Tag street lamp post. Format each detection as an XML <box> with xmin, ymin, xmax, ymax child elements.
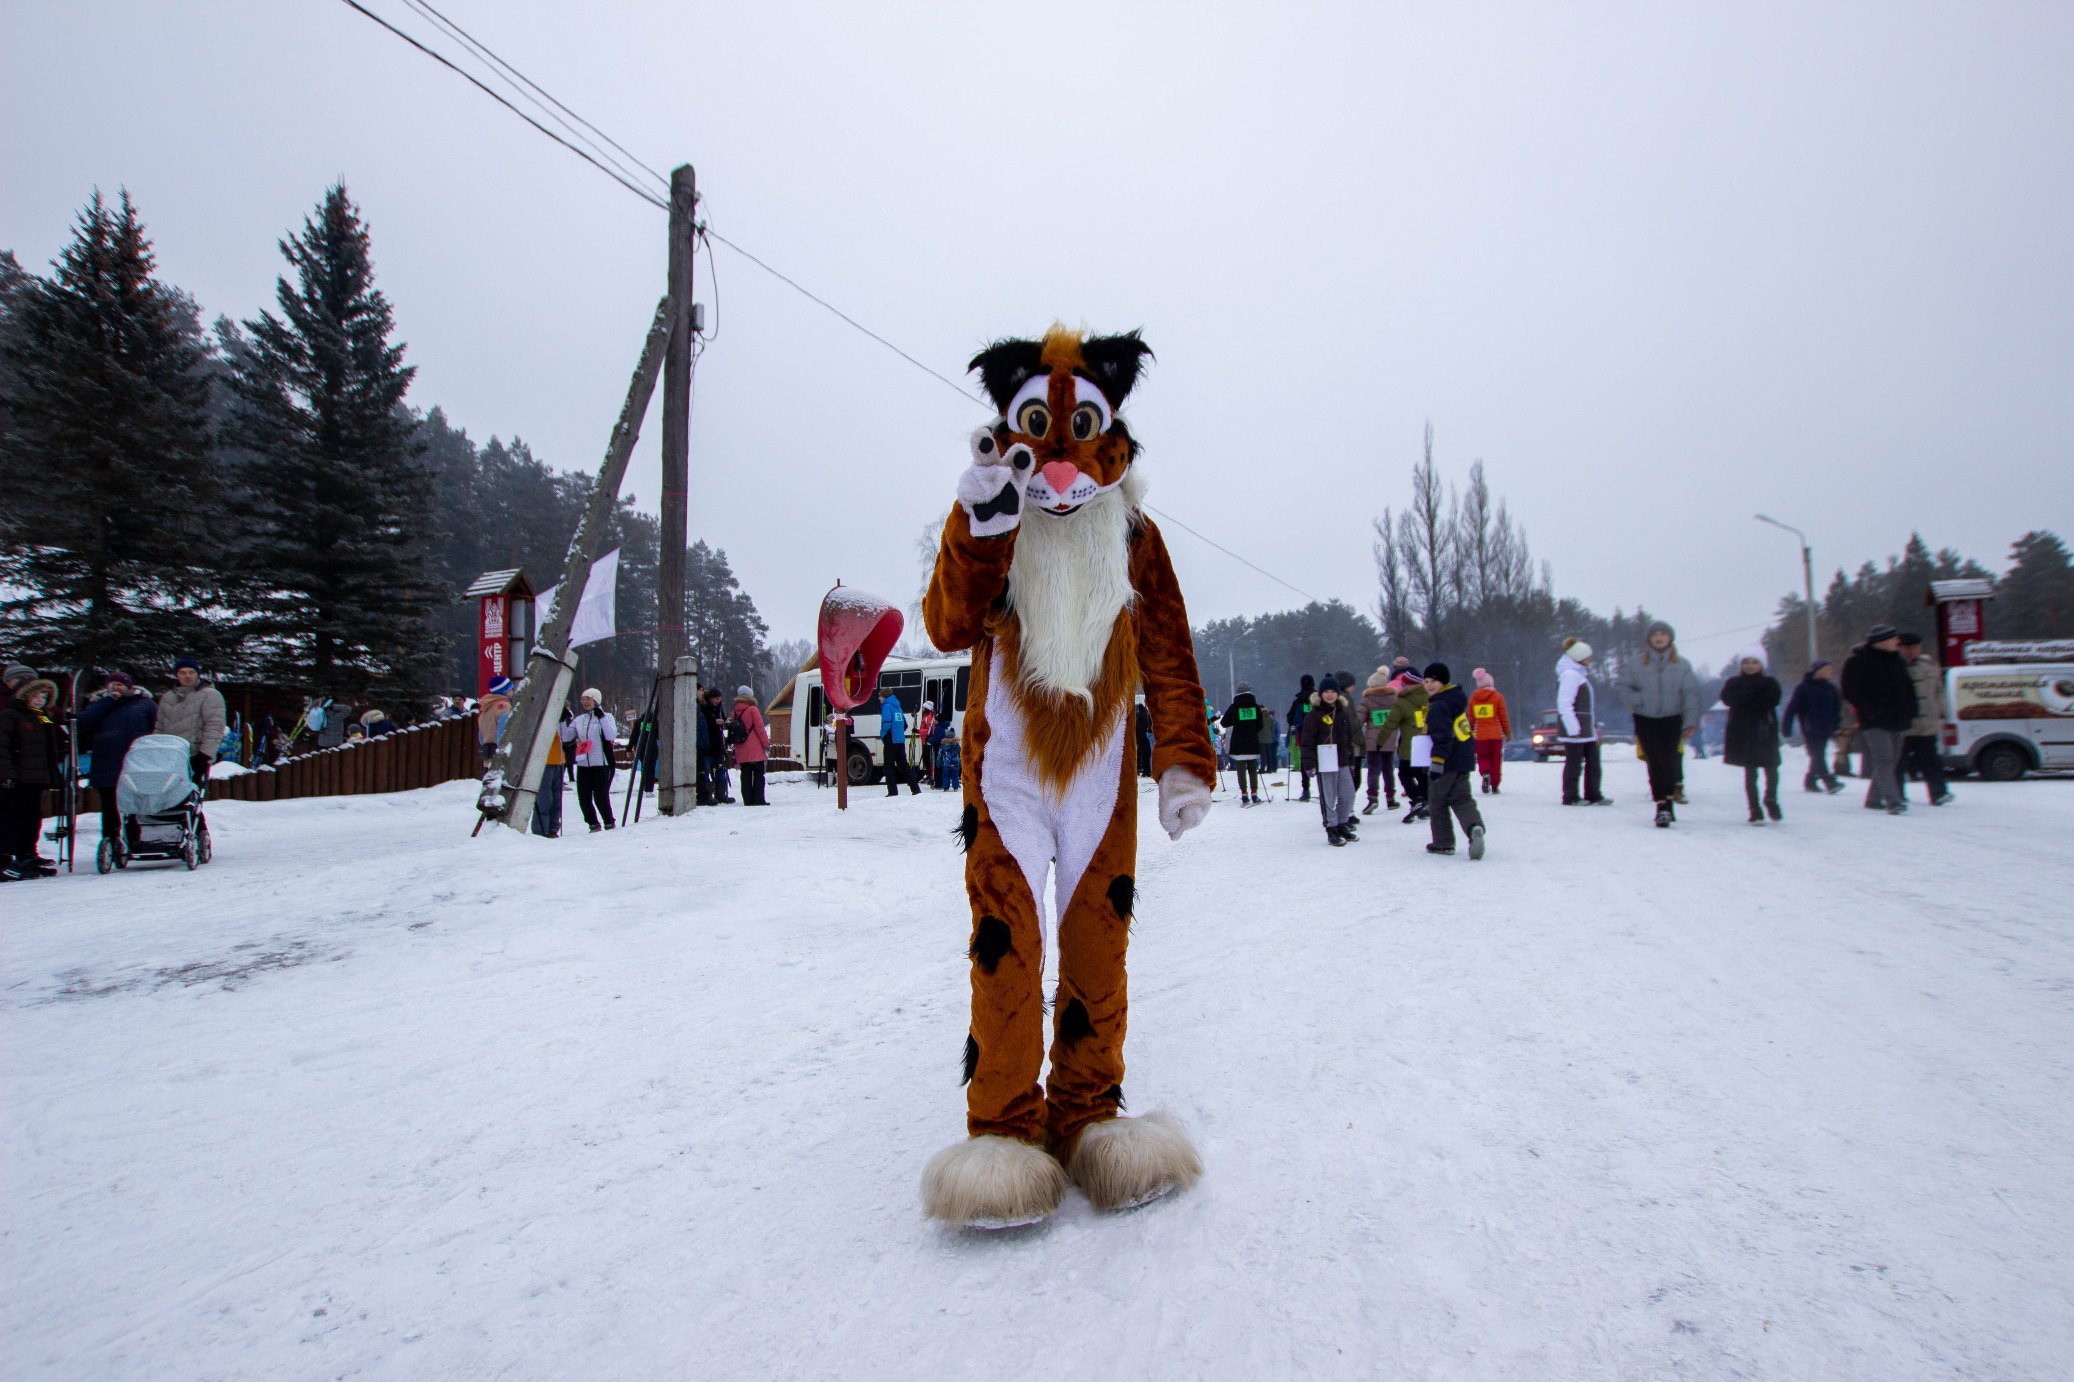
<box><xmin>1755</xmin><ymin>514</ymin><xmax>1818</xmax><ymax>670</ymax></box>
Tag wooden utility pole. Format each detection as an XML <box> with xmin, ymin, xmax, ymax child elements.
<box><xmin>656</xmin><ymin>164</ymin><xmax>699</xmax><ymax>815</ymax></box>
<box><xmin>494</xmin><ymin>299</ymin><xmax>674</xmax><ymax>832</ymax></box>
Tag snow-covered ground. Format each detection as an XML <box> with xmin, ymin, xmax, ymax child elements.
<box><xmin>5</xmin><ymin>756</ymin><xmax>2073</xmax><ymax>1380</ymax></box>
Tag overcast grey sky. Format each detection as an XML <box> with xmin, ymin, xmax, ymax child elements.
<box><xmin>7</xmin><ymin>1</ymin><xmax>2070</xmax><ymax>662</ymax></box>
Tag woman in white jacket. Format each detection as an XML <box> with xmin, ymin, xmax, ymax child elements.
<box><xmin>560</xmin><ymin>688</ymin><xmax>619</xmax><ymax>832</ymax></box>
<box><xmin>1556</xmin><ymin>639</ymin><xmax>1611</xmax><ymax>806</ymax></box>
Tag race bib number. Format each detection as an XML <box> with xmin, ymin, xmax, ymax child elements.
<box><xmin>1413</xmin><ymin>709</ymin><xmax>1427</xmax><ymax>731</ymax></box>
<box><xmin>1237</xmin><ymin>707</ymin><xmax>1257</xmax><ymax>721</ymax></box>
<box><xmin>1410</xmin><ymin>734</ymin><xmax>1434</xmax><ymax>768</ymax></box>
<box><xmin>1473</xmin><ymin>703</ymin><xmax>1495</xmax><ymax>719</ymax></box>
<box><xmin>1314</xmin><ymin>743</ymin><xmax>1340</xmax><ymax>774</ymax></box>
<box><xmin>1371</xmin><ymin>709</ymin><xmax>1387</xmax><ymax>725</ymax></box>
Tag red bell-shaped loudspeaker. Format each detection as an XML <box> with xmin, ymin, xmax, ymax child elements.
<box><xmin>816</xmin><ymin>585</ymin><xmax>905</xmax><ymax>711</ymax></box>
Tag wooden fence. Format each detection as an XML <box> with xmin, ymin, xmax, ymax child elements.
<box><xmin>50</xmin><ymin>718</ymin><xmax>484</xmax><ymax>815</ymax></box>
<box><xmin>203</xmin><ymin>716</ymin><xmax>480</xmax><ymax>803</ymax></box>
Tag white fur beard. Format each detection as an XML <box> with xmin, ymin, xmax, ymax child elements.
<box><xmin>1004</xmin><ymin>468</ymin><xmax>1145</xmax><ymax>705</ymax></box>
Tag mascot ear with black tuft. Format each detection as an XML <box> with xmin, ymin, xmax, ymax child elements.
<box><xmin>968</xmin><ymin>338</ymin><xmax>1046</xmax><ymax>413</ymax></box>
<box><xmin>1076</xmin><ymin>331</ymin><xmax>1154</xmax><ymax>410</ymax></box>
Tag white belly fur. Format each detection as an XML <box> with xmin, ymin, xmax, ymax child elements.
<box><xmin>982</xmin><ymin>647</ymin><xmax>1127</xmax><ymax>969</ymax></box>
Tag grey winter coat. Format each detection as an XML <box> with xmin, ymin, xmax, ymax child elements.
<box><xmin>1905</xmin><ymin>654</ymin><xmax>1946</xmax><ymax>738</ymax></box>
<box><xmin>1621</xmin><ymin>633</ymin><xmax>1703</xmax><ymax>723</ymax></box>
<box><xmin>157</xmin><ymin>680</ymin><xmax>227</xmax><ymax>760</ymax></box>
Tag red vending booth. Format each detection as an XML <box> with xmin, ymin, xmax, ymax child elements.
<box><xmin>1926</xmin><ymin>578</ymin><xmax>1993</xmax><ymax>667</ymax></box>
<box><xmin>464</xmin><ymin>568</ymin><xmax>538</xmax><ymax>695</ymax></box>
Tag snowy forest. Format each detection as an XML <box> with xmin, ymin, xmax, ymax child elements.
<box><xmin>0</xmin><ymin>186</ymin><xmax>774</xmax><ymax>715</ymax></box>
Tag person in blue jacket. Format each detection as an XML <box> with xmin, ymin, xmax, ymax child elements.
<box><xmin>879</xmin><ymin>689</ymin><xmax>919</xmax><ymax>796</ymax></box>
<box><xmin>76</xmin><ymin>671</ymin><xmax>159</xmax><ymax>857</ymax></box>
<box><xmin>1781</xmin><ymin>659</ymin><xmax>1846</xmax><ymax>794</ymax></box>
<box><xmin>1420</xmin><ymin>662</ymin><xmax>1487</xmax><ymax>860</ymax></box>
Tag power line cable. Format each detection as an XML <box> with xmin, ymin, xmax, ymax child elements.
<box><xmin>395</xmin><ymin>0</ymin><xmax>669</xmax><ymax>192</ymax></box>
<box><xmin>332</xmin><ymin>0</ymin><xmax>666</xmax><ymax>209</ymax></box>
<box><xmin>334</xmin><ymin>0</ymin><xmax>1319</xmax><ymax>604</ymax></box>
<box><xmin>700</xmin><ymin>229</ymin><xmax>982</xmax><ymax>403</ymax></box>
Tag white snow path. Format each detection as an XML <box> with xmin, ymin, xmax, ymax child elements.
<box><xmin>4</xmin><ymin>758</ymin><xmax>2072</xmax><ymax>1380</ymax></box>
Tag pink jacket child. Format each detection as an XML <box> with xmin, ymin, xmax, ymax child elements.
<box><xmin>730</xmin><ymin>693</ymin><xmax>770</xmax><ymax>763</ymax></box>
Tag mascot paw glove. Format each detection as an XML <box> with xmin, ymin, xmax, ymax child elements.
<box><xmin>957</xmin><ymin>427</ymin><xmax>1026</xmax><ymax>539</ymax></box>
<box><xmin>1157</xmin><ymin>766</ymin><xmax>1212</xmax><ymax>841</ymax></box>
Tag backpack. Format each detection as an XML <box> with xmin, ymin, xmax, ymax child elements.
<box><xmin>728</xmin><ymin>712</ymin><xmax>749</xmax><ymax>746</ymax></box>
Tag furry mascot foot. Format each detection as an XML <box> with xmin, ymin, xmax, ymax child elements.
<box><xmin>1066</xmin><ymin>1112</ymin><xmax>1204</xmax><ymax>1212</ymax></box>
<box><xmin>922</xmin><ymin>1135</ymin><xmax>1068</xmax><ymax>1228</ymax></box>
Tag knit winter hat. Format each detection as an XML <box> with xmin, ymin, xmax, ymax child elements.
<box><xmin>1562</xmin><ymin>638</ymin><xmax>1592</xmax><ymax>662</ymax></box>
<box><xmin>583</xmin><ymin>687</ymin><xmax>604</xmax><ymax>704</ymax></box>
<box><xmin>1737</xmin><ymin>643</ymin><xmax>1768</xmax><ymax>670</ymax></box>
<box><xmin>1645</xmin><ymin>619</ymin><xmax>1676</xmax><ymax>642</ymax></box>
<box><xmin>487</xmin><ymin>675</ymin><xmax>516</xmax><ymax>696</ymax></box>
<box><xmin>174</xmin><ymin>657</ymin><xmax>201</xmax><ymax>672</ymax></box>
<box><xmin>1319</xmin><ymin>675</ymin><xmax>1340</xmax><ymax>694</ymax></box>
<box><xmin>1299</xmin><ymin>673</ymin><xmax>1315</xmax><ymax>692</ymax></box>
<box><xmin>1422</xmin><ymin>661</ymin><xmax>1450</xmax><ymax>684</ymax></box>
<box><xmin>4</xmin><ymin>664</ymin><xmax>38</xmax><ymax>685</ymax></box>
<box><xmin>1808</xmin><ymin>659</ymin><xmax>1832</xmax><ymax>673</ymax></box>
<box><xmin>103</xmin><ymin>670</ymin><xmax>135</xmax><ymax>688</ymax></box>
<box><xmin>737</xmin><ymin>685</ymin><xmax>755</xmax><ymax>699</ymax></box>
<box><xmin>1236</xmin><ymin>682</ymin><xmax>1253</xmax><ymax>694</ymax></box>
<box><xmin>1866</xmin><ymin>623</ymin><xmax>1900</xmax><ymax>643</ymax></box>
<box><xmin>1472</xmin><ymin>667</ymin><xmax>1494</xmax><ymax>688</ymax></box>
<box><xmin>1366</xmin><ymin>671</ymin><xmax>1389</xmax><ymax>690</ymax></box>
<box><xmin>1898</xmin><ymin>631</ymin><xmax>1924</xmax><ymax>647</ymax></box>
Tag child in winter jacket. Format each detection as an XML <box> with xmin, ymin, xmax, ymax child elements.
<box><xmin>1358</xmin><ymin>671</ymin><xmax>1398</xmax><ymax>814</ymax></box>
<box><xmin>1297</xmin><ymin>675</ymin><xmax>1358</xmax><ymax>844</ymax></box>
<box><xmin>1720</xmin><ymin>646</ymin><xmax>1784</xmax><ymax>824</ymax></box>
<box><xmin>1378</xmin><ymin>672</ymin><xmax>1431</xmax><ymax>821</ymax></box>
<box><xmin>1421</xmin><ymin>664</ymin><xmax>1487</xmax><ymax>859</ymax></box>
<box><xmin>1468</xmin><ymin>668</ymin><xmax>1511</xmax><ymax>794</ymax></box>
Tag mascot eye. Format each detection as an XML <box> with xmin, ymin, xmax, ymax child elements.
<box><xmin>1069</xmin><ymin>403</ymin><xmax>1103</xmax><ymax>441</ymax></box>
<box><xmin>1015</xmin><ymin>401</ymin><xmax>1051</xmax><ymax>438</ymax></box>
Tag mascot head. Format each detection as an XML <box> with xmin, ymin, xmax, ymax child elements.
<box><xmin>969</xmin><ymin>327</ymin><xmax>1153</xmax><ymax>517</ymax></box>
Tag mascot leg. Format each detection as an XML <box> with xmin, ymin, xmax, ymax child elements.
<box><xmin>920</xmin><ymin>799</ymin><xmax>1068</xmax><ymax>1227</ymax></box>
<box><xmin>1046</xmin><ymin>725</ymin><xmax>1204</xmax><ymax>1211</ymax></box>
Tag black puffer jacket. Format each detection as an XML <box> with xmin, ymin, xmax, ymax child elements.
<box><xmin>1219</xmin><ymin>692</ymin><xmax>1267</xmax><ymax>757</ymax></box>
<box><xmin>1840</xmin><ymin>643</ymin><xmax>1917</xmax><ymax>732</ymax></box>
<box><xmin>1720</xmin><ymin>672</ymin><xmax>1782</xmax><ymax>769</ymax></box>
<box><xmin>0</xmin><ymin>688</ymin><xmax>64</xmax><ymax>788</ymax></box>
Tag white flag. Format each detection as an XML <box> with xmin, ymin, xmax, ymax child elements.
<box><xmin>538</xmin><ymin>547</ymin><xmax>620</xmax><ymax>650</ymax></box>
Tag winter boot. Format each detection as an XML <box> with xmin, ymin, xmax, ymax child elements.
<box><xmin>922</xmin><ymin>1135</ymin><xmax>1068</xmax><ymax>1228</ymax></box>
<box><xmin>1326</xmin><ymin>826</ymin><xmax>1347</xmax><ymax>847</ymax></box>
<box><xmin>1654</xmin><ymin>802</ymin><xmax>1673</xmax><ymax>829</ymax></box>
<box><xmin>1479</xmin><ymin>775</ymin><xmax>1491</xmax><ymax>794</ymax></box>
<box><xmin>1467</xmin><ymin>824</ymin><xmax>1486</xmax><ymax>861</ymax></box>
<box><xmin>1765</xmin><ymin>798</ymin><xmax>1782</xmax><ymax>822</ymax></box>
<box><xmin>1748</xmin><ymin>808</ymin><xmax>1765</xmax><ymax>825</ymax></box>
<box><xmin>1065</xmin><ymin>1112</ymin><xmax>1203</xmax><ymax>1213</ymax></box>
<box><xmin>1425</xmin><ymin>842</ymin><xmax>1455</xmax><ymax>856</ymax></box>
<box><xmin>1362</xmin><ymin>797</ymin><xmax>1379</xmax><ymax>815</ymax></box>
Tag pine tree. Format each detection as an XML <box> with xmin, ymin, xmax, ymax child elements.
<box><xmin>1996</xmin><ymin>531</ymin><xmax>2073</xmax><ymax>638</ymax></box>
<box><xmin>683</xmin><ymin>541</ymin><xmax>769</xmax><ymax>698</ymax></box>
<box><xmin>225</xmin><ymin>184</ymin><xmax>444</xmax><ymax>710</ymax></box>
<box><xmin>0</xmin><ymin>191</ymin><xmax>225</xmax><ymax>674</ymax></box>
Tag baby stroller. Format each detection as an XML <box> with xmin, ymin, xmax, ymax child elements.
<box><xmin>99</xmin><ymin>734</ymin><xmax>213</xmax><ymax>873</ymax></box>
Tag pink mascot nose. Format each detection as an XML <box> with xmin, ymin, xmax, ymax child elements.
<box><xmin>1040</xmin><ymin>461</ymin><xmax>1081</xmax><ymax>497</ymax></box>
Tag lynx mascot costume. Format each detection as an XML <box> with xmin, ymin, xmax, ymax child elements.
<box><xmin>920</xmin><ymin>327</ymin><xmax>1217</xmax><ymax>1227</ymax></box>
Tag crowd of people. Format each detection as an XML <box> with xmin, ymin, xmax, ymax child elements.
<box><xmin>1210</xmin><ymin>618</ymin><xmax>1963</xmax><ymax>860</ymax></box>
<box><xmin>0</xmin><ymin>617</ymin><xmax>1968</xmax><ymax>880</ymax></box>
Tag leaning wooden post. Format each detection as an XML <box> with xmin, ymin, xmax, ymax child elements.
<box><xmin>656</xmin><ymin>163</ymin><xmax>700</xmax><ymax>816</ymax></box>
<box><xmin>493</xmin><ymin>299</ymin><xmax>675</xmax><ymax>833</ymax></box>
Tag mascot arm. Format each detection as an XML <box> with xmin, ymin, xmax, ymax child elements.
<box><xmin>1130</xmin><ymin>518</ymin><xmax>1218</xmax><ymax>793</ymax></box>
<box><xmin>923</xmin><ymin>503</ymin><xmax>1017</xmax><ymax>651</ymax></box>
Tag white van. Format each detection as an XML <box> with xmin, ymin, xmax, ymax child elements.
<box><xmin>1940</xmin><ymin>661</ymin><xmax>2074</xmax><ymax>780</ymax></box>
<box><xmin>772</xmin><ymin>652</ymin><xmax>972</xmax><ymax>784</ymax></box>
